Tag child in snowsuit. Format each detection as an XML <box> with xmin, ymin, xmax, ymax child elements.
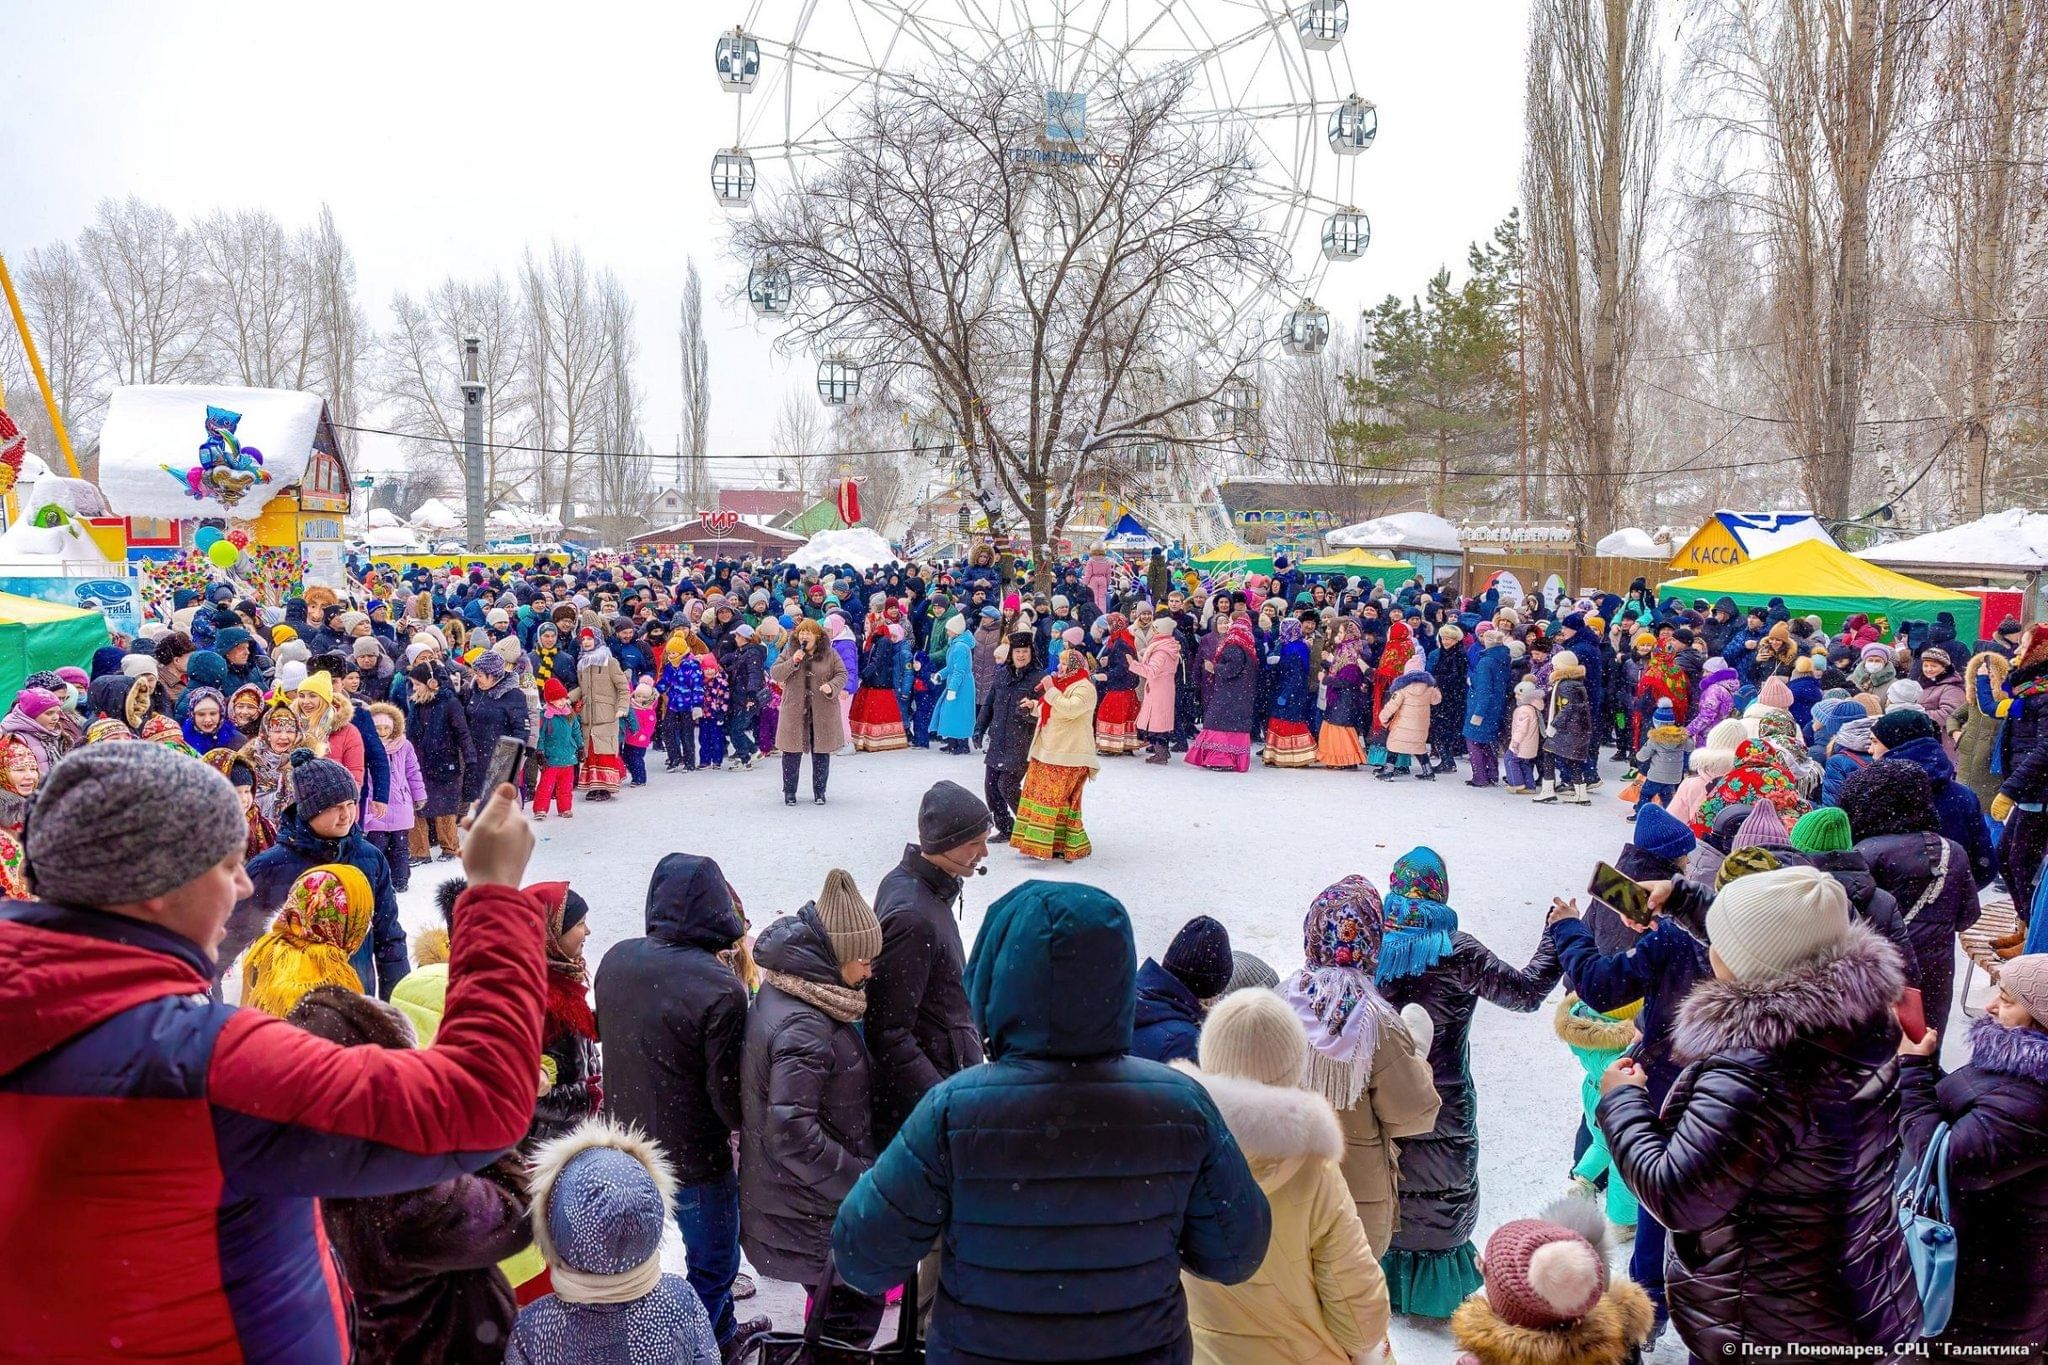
<box><xmin>1536</xmin><ymin>655</ymin><xmax>1593</xmax><ymax>804</ymax></box>
<box><xmin>622</xmin><ymin>679</ymin><xmax>656</xmax><ymax>787</ymax></box>
<box><xmin>1554</xmin><ymin>994</ymin><xmax>1641</xmax><ymax>1234</ymax></box>
<box><xmin>658</xmin><ymin>642</ymin><xmax>704</xmax><ymax>772</ymax></box>
<box><xmin>534</xmin><ymin>679</ymin><xmax>583</xmax><ymax>819</ymax></box>
<box><xmin>1631</xmin><ymin>698</ymin><xmax>1693</xmax><ymax>815</ymax></box>
<box><xmin>698</xmin><ymin>659</ymin><xmax>730</xmax><ymax>770</ymax></box>
<box><xmin>1506</xmin><ymin>680</ymin><xmax>1543</xmax><ymax>793</ymax></box>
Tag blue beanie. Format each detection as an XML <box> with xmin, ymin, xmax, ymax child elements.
<box><xmin>1633</xmin><ymin>801</ymin><xmax>1697</xmax><ymax>866</ymax></box>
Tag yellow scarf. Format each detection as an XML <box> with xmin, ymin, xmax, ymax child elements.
<box><xmin>241</xmin><ymin>863</ymin><xmax>375</xmax><ymax>1017</ymax></box>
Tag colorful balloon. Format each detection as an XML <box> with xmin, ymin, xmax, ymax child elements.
<box><xmin>207</xmin><ymin>540</ymin><xmax>241</xmax><ymax>568</ymax></box>
<box><xmin>226</xmin><ymin>529</ymin><xmax>250</xmax><ymax>549</ymax></box>
<box><xmin>193</xmin><ymin>526</ymin><xmax>223</xmax><ymax>551</ymax></box>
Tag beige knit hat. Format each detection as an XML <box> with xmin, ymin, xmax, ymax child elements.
<box><xmin>1997</xmin><ymin>955</ymin><xmax>2048</xmax><ymax>1021</ymax></box>
<box><xmin>815</xmin><ymin>869</ymin><xmax>881</xmax><ymax>964</ymax></box>
<box><xmin>1705</xmin><ymin>865</ymin><xmax>1850</xmax><ymax>983</ymax></box>
<box><xmin>1197</xmin><ymin>987</ymin><xmax>1307</xmax><ymax>1088</ymax></box>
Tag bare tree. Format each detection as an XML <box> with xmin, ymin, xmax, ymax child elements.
<box><xmin>520</xmin><ymin>244</ymin><xmax>613</xmax><ymax>528</ymax></box>
<box><xmin>1523</xmin><ymin>0</ymin><xmax>1662</xmax><ymax>541</ymax></box>
<box><xmin>678</xmin><ymin>258</ymin><xmax>713</xmax><ymax>507</ymax></box>
<box><xmin>732</xmin><ymin>53</ymin><xmax>1289</xmax><ymax>585</ymax></box>
<box><xmin>302</xmin><ymin>204</ymin><xmax>370</xmax><ymax>432</ymax></box>
<box><xmin>584</xmin><ymin>273</ymin><xmax>652</xmax><ymax>544</ymax></box>
<box><xmin>0</xmin><ymin>242</ymin><xmax>110</xmax><ymax>458</ymax></box>
<box><xmin>194</xmin><ymin>208</ymin><xmax>311</xmax><ymax>389</ymax></box>
<box><xmin>771</xmin><ymin>389</ymin><xmax>827</xmax><ymax>500</ymax></box>
<box><xmin>375</xmin><ymin>274</ymin><xmax>533</xmax><ymax>506</ymax></box>
<box><xmin>1683</xmin><ymin>0</ymin><xmax>1935</xmax><ymax>519</ymax></box>
<box><xmin>1266</xmin><ymin>322</ymin><xmax>1412</xmax><ymax>522</ymax></box>
<box><xmin>77</xmin><ymin>197</ymin><xmax>210</xmax><ymax>386</ymax></box>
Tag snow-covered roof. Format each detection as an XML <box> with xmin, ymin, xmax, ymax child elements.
<box><xmin>1856</xmin><ymin>508</ymin><xmax>2048</xmax><ymax>575</ymax></box>
<box><xmin>787</xmin><ymin>526</ymin><xmax>901</xmax><ymax>573</ymax></box>
<box><xmin>410</xmin><ymin>497</ymin><xmax>464</xmax><ymax>531</ymax></box>
<box><xmin>96</xmin><ymin>386</ymin><xmax>326</xmax><ymax>520</ymax></box>
<box><xmin>1596</xmin><ymin>527</ymin><xmax>1666</xmax><ymax>558</ymax></box>
<box><xmin>1712</xmin><ymin>510</ymin><xmax>1835</xmax><ymax>557</ymax></box>
<box><xmin>1326</xmin><ymin>510</ymin><xmax>1463</xmax><ymax>555</ymax></box>
<box><xmin>361</xmin><ymin>525</ymin><xmax>430</xmax><ymax>550</ymax></box>
<box><xmin>364</xmin><ymin>507</ymin><xmax>403</xmax><ymax>529</ymax></box>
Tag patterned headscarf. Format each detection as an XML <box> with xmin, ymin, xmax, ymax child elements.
<box><xmin>1378</xmin><ymin>846</ymin><xmax>1457</xmax><ymax>983</ymax></box>
<box><xmin>1283</xmin><ymin>875</ymin><xmax>1403</xmax><ymax>1107</ymax></box>
<box><xmin>240</xmin><ymin>864</ymin><xmax>374</xmax><ymax>1017</ymax></box>
<box><xmin>1279</xmin><ymin>617</ymin><xmax>1305</xmax><ymax>645</ymax></box>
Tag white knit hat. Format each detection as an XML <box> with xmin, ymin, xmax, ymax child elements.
<box><xmin>1706</xmin><ymin>865</ymin><xmax>1850</xmax><ymax>983</ymax></box>
<box><xmin>1197</xmin><ymin>987</ymin><xmax>1307</xmax><ymax>1088</ymax></box>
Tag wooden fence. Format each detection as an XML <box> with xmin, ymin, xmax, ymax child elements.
<box><xmin>1458</xmin><ymin>552</ymin><xmax>1678</xmax><ymax>602</ymax></box>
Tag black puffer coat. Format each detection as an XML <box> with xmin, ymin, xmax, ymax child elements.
<box><xmin>409</xmin><ymin>686</ymin><xmax>471</xmax><ymax>818</ymax></box>
<box><xmin>1598</xmin><ymin>923</ymin><xmax>1917</xmax><ymax>1358</ymax></box>
<box><xmin>867</xmin><ymin>844</ymin><xmax>984</xmax><ymax>1145</ymax></box>
<box><xmin>1898</xmin><ymin>1017</ymin><xmax>2048</xmax><ymax>1349</ymax></box>
<box><xmin>1377</xmin><ymin>930</ymin><xmax>1562</xmax><ymax>1254</ymax></box>
<box><xmin>1856</xmin><ymin>831</ymin><xmax>1979</xmax><ymax>1038</ymax></box>
<box><xmin>460</xmin><ymin>680</ymin><xmax>528</xmax><ymax>803</ymax></box>
<box><xmin>739</xmin><ymin>905</ymin><xmax>875</xmax><ymax>1284</ymax></box>
<box><xmin>1995</xmin><ymin>662</ymin><xmax>2048</xmax><ymax>803</ymax></box>
<box><xmin>593</xmin><ymin>854</ymin><xmax>749</xmax><ymax>1183</ymax></box>
<box><xmin>974</xmin><ymin>657</ymin><xmax>1044</xmax><ymax>773</ymax></box>
<box><xmin>1427</xmin><ymin>643</ymin><xmax>1469</xmax><ymax>753</ymax></box>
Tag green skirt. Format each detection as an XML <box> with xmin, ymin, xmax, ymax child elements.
<box><xmin>1382</xmin><ymin>1242</ymin><xmax>1482</xmax><ymax>1319</ymax></box>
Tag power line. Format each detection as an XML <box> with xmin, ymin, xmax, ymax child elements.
<box><xmin>337</xmin><ymin>420</ymin><xmax>923</xmax><ymax>463</ymax></box>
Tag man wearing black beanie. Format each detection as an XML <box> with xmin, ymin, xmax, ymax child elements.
<box><xmin>1131</xmin><ymin>914</ymin><xmax>1233</xmax><ymax>1065</ymax></box>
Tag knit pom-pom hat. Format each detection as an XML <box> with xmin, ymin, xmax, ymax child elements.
<box><xmin>1478</xmin><ymin>1199</ymin><xmax>1612</xmax><ymax>1330</ymax></box>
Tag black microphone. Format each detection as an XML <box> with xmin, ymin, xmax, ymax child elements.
<box><xmin>975</xmin><ymin>865</ymin><xmax>988</xmax><ymax>876</ymax></box>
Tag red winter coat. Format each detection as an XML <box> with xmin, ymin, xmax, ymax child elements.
<box><xmin>0</xmin><ymin>885</ymin><xmax>545</xmax><ymax>1363</ymax></box>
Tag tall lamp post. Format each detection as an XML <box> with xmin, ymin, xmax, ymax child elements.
<box><xmin>460</xmin><ymin>334</ymin><xmax>485</xmax><ymax>551</ymax></box>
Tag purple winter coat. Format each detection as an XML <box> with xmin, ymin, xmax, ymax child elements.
<box><xmin>1687</xmin><ymin>666</ymin><xmax>1739</xmax><ymax>746</ymax></box>
<box><xmin>366</xmin><ymin>737</ymin><xmax>428</xmax><ymax>833</ymax></box>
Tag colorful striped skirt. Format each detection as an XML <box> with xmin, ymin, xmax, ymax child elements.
<box><xmin>1014</xmin><ymin>760</ymin><xmax>1091</xmax><ymax>861</ymax></box>
<box><xmin>1261</xmin><ymin>717</ymin><xmax>1317</xmax><ymax>768</ymax></box>
<box><xmin>849</xmin><ymin>686</ymin><xmax>909</xmax><ymax>751</ymax></box>
<box><xmin>1094</xmin><ymin>689</ymin><xmax>1143</xmax><ymax>754</ymax></box>
<box><xmin>579</xmin><ymin>750</ymin><xmax>625</xmax><ymax>792</ymax></box>
<box><xmin>1315</xmin><ymin>722</ymin><xmax>1367</xmax><ymax>770</ymax></box>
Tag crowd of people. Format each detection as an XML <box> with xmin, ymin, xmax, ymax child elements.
<box><xmin>3</xmin><ymin>537</ymin><xmax>2048</xmax><ymax>1363</ymax></box>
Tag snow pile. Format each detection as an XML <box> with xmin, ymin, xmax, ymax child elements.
<box><xmin>1595</xmin><ymin>527</ymin><xmax>1665</xmax><ymax>558</ymax></box>
<box><xmin>1858</xmin><ymin>508</ymin><xmax>2048</xmax><ymax>573</ymax></box>
<box><xmin>1327</xmin><ymin>510</ymin><xmax>1463</xmax><ymax>554</ymax></box>
<box><xmin>410</xmin><ymin>497</ymin><xmax>463</xmax><ymax>531</ymax></box>
<box><xmin>787</xmin><ymin>526</ymin><xmax>900</xmax><ymax>573</ymax></box>
<box><xmin>0</xmin><ymin>474</ymin><xmax>121</xmax><ymax>570</ymax></box>
<box><xmin>364</xmin><ymin>507</ymin><xmax>403</xmax><ymax>529</ymax></box>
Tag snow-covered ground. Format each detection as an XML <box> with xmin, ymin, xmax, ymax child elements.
<box><xmin>391</xmin><ymin>748</ymin><xmax>1770</xmax><ymax>1361</ymax></box>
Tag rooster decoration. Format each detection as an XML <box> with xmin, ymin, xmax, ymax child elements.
<box><xmin>0</xmin><ymin>405</ymin><xmax>24</xmax><ymax>496</ymax></box>
<box><xmin>163</xmin><ymin>405</ymin><xmax>271</xmax><ymax>509</ymax></box>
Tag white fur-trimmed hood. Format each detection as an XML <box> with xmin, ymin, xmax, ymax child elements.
<box><xmin>1172</xmin><ymin>1061</ymin><xmax>1343</xmax><ymax>1163</ymax></box>
<box><xmin>525</xmin><ymin>1116</ymin><xmax>678</xmax><ymax>1267</ymax></box>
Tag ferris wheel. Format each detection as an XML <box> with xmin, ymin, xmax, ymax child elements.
<box><xmin>706</xmin><ymin>0</ymin><xmax>1376</xmax><ymax>378</ymax></box>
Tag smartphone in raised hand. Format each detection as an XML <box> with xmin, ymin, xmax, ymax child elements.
<box><xmin>473</xmin><ymin>736</ymin><xmax>536</xmax><ymax>821</ymax></box>
<box><xmin>1587</xmin><ymin>860</ymin><xmax>1654</xmax><ymax>928</ymax></box>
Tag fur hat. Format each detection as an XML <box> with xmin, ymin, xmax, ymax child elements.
<box><xmin>528</xmin><ymin>1118</ymin><xmax>677</xmax><ymax>1278</ymax></box>
<box><xmin>1838</xmin><ymin>759</ymin><xmax>1938</xmax><ymax>840</ymax></box>
<box><xmin>1707</xmin><ymin>865</ymin><xmax>1851</xmax><ymax>983</ymax></box>
<box><xmin>1197</xmin><ymin>986</ymin><xmax>1308</xmax><ymax>1088</ymax></box>
<box><xmin>815</xmin><ymin>868</ymin><xmax>881</xmax><ymax>964</ymax></box>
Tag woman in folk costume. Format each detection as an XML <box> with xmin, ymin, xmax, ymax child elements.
<box><xmin>1316</xmin><ymin>620</ymin><xmax>1370</xmax><ymax>771</ymax></box>
<box><xmin>849</xmin><ymin>611</ymin><xmax>910</xmax><ymax>752</ymax></box>
<box><xmin>1091</xmin><ymin>611</ymin><xmax>1144</xmax><ymax>756</ymax></box>
<box><xmin>240</xmin><ymin>864</ymin><xmax>376</xmax><ymax>1018</ymax></box>
<box><xmin>526</xmin><ymin>882</ymin><xmax>602</xmax><ymax>1148</ymax></box>
<box><xmin>1374</xmin><ymin>847</ymin><xmax>1563</xmax><ymax>1318</ymax></box>
<box><xmin>1015</xmin><ymin>628</ymin><xmax>1100</xmax><ymax>861</ymax></box>
<box><xmin>1283</xmin><ymin>875</ymin><xmax>1442</xmax><ymax>1258</ymax></box>
<box><xmin>1187</xmin><ymin>614</ymin><xmax>1259</xmax><ymax>772</ymax></box>
<box><xmin>1262</xmin><ymin>617</ymin><xmax>1317</xmax><ymax>768</ymax></box>
<box><xmin>1633</xmin><ymin>641</ymin><xmax>1692</xmax><ymax>750</ymax></box>
<box><xmin>574</xmin><ymin>627</ymin><xmax>631</xmax><ymax>801</ymax></box>
<box><xmin>1691</xmin><ymin>737</ymin><xmax>1810</xmax><ymax>836</ymax></box>
<box><xmin>825</xmin><ymin>612</ymin><xmax>861</xmax><ymax>752</ymax></box>
<box><xmin>240</xmin><ymin>696</ymin><xmax>305</xmax><ymax>824</ymax></box>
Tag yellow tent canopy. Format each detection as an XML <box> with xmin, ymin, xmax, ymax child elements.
<box><xmin>1188</xmin><ymin>542</ymin><xmax>1275</xmax><ymax>573</ymax></box>
<box><xmin>1661</xmin><ymin>540</ymin><xmax>1980</xmax><ymax>639</ymax></box>
<box><xmin>1297</xmin><ymin>548</ymin><xmax>1416</xmax><ymax>585</ymax></box>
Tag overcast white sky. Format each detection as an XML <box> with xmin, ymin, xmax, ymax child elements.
<box><xmin>1</xmin><ymin>0</ymin><xmax>1530</xmax><ymax>484</ymax></box>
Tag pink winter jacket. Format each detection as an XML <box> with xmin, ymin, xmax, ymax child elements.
<box><xmin>1509</xmin><ymin>702</ymin><xmax>1542</xmax><ymax>760</ymax></box>
<box><xmin>1132</xmin><ymin>632</ymin><xmax>1182</xmax><ymax>735</ymax></box>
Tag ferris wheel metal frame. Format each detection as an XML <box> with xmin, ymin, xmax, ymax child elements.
<box><xmin>708</xmin><ymin>0</ymin><xmax>1377</xmax><ymax>388</ymax></box>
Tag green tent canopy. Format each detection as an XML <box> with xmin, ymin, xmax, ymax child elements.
<box><xmin>0</xmin><ymin>591</ymin><xmax>111</xmax><ymax>703</ymax></box>
<box><xmin>1660</xmin><ymin>540</ymin><xmax>1981</xmax><ymax>640</ymax></box>
<box><xmin>1297</xmin><ymin>548</ymin><xmax>1416</xmax><ymax>588</ymax></box>
<box><xmin>1188</xmin><ymin>541</ymin><xmax>1275</xmax><ymax>575</ymax></box>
